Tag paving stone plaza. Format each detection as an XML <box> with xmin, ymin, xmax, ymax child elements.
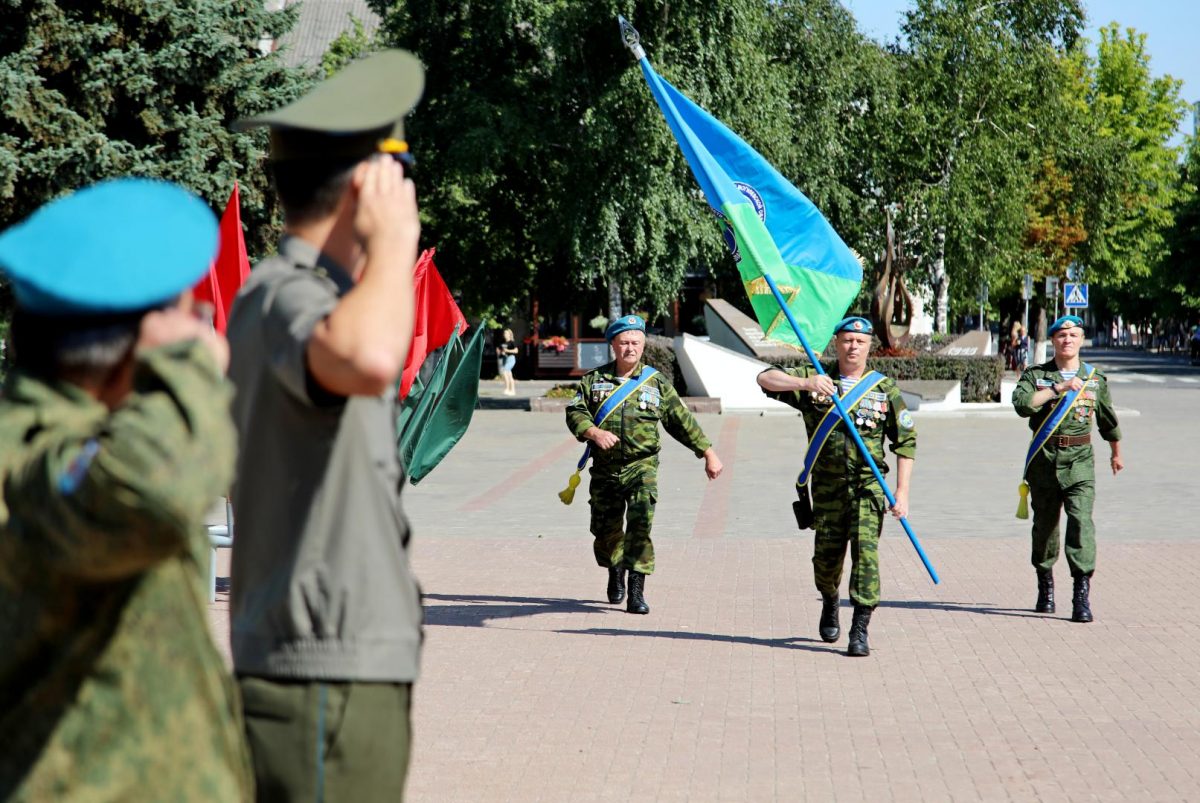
<box><xmin>210</xmin><ymin>349</ymin><xmax>1200</xmax><ymax>802</ymax></box>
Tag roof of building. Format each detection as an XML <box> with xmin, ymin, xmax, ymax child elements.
<box><xmin>275</xmin><ymin>0</ymin><xmax>382</xmax><ymax>69</ymax></box>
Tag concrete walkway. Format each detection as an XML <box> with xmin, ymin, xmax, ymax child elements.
<box><xmin>209</xmin><ymin>378</ymin><xmax>1198</xmax><ymax>802</ymax></box>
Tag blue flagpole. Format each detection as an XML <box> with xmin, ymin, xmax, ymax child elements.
<box><xmin>763</xmin><ymin>274</ymin><xmax>940</xmax><ymax>584</ymax></box>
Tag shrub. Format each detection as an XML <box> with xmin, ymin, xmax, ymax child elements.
<box><xmin>768</xmin><ymin>352</ymin><xmax>1004</xmax><ymax>402</ymax></box>
<box><xmin>545</xmin><ymin>383</ymin><xmax>578</xmax><ymax>399</ymax></box>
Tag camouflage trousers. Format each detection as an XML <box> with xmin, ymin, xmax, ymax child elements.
<box><xmin>1027</xmin><ymin>446</ymin><xmax>1096</xmax><ymax>577</ymax></box>
<box><xmin>811</xmin><ymin>475</ymin><xmax>887</xmax><ymax>608</ymax></box>
<box><xmin>589</xmin><ymin>457</ymin><xmax>658</xmax><ymax>575</ymax></box>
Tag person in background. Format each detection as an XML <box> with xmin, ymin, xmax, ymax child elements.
<box><xmin>498</xmin><ymin>327</ymin><xmax>518</xmax><ymax>395</ymax></box>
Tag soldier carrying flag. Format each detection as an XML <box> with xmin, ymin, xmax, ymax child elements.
<box><xmin>758</xmin><ymin>317</ymin><xmax>917</xmax><ymax>657</ymax></box>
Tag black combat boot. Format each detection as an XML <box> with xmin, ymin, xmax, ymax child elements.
<box><xmin>1035</xmin><ymin>568</ymin><xmax>1055</xmax><ymax>614</ymax></box>
<box><xmin>626</xmin><ymin>571</ymin><xmax>649</xmax><ymax>614</ymax></box>
<box><xmin>606</xmin><ymin>567</ymin><xmax>626</xmax><ymax>604</ymax></box>
<box><xmin>1071</xmin><ymin>574</ymin><xmax>1093</xmax><ymax>623</ymax></box>
<box><xmin>819</xmin><ymin>595</ymin><xmax>841</xmax><ymax>643</ymax></box>
<box><xmin>846</xmin><ymin>606</ymin><xmax>873</xmax><ymax>657</ymax></box>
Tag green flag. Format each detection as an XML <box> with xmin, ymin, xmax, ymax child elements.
<box><xmin>396</xmin><ymin>324</ymin><xmax>484</xmax><ymax>484</ymax></box>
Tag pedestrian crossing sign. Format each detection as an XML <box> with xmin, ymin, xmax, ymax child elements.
<box><xmin>1063</xmin><ymin>282</ymin><xmax>1088</xmax><ymax>308</ymax></box>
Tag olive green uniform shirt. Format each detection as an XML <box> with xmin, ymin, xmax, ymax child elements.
<box><xmin>0</xmin><ymin>342</ymin><xmax>252</xmax><ymax>801</ymax></box>
<box><xmin>764</xmin><ymin>362</ymin><xmax>917</xmax><ymax>482</ymax></box>
<box><xmin>565</xmin><ymin>361</ymin><xmax>711</xmax><ymax>468</ymax></box>
<box><xmin>227</xmin><ymin>236</ymin><xmax>423</xmax><ymax>682</ymax></box>
<box><xmin>1012</xmin><ymin>359</ymin><xmax>1121</xmax><ymax>447</ymax></box>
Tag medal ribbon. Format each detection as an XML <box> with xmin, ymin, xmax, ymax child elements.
<box><xmin>796</xmin><ymin>371</ymin><xmax>886</xmax><ymax>487</ymax></box>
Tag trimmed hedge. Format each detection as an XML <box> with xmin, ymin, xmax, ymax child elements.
<box><xmin>768</xmin><ymin>352</ymin><xmax>1004</xmax><ymax>403</ymax></box>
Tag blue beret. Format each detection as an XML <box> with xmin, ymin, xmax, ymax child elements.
<box><xmin>0</xmin><ymin>178</ymin><xmax>218</xmax><ymax>315</ymax></box>
<box><xmin>605</xmin><ymin>314</ymin><xmax>646</xmax><ymax>341</ymax></box>
<box><xmin>833</xmin><ymin>316</ymin><xmax>874</xmax><ymax>336</ymax></box>
<box><xmin>1048</xmin><ymin>315</ymin><xmax>1084</xmax><ymax>336</ymax></box>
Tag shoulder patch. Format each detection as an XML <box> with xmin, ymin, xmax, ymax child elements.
<box><xmin>899</xmin><ymin>410</ymin><xmax>915</xmax><ymax>430</ymax></box>
<box><xmin>58</xmin><ymin>439</ymin><xmax>101</xmax><ymax>495</ymax></box>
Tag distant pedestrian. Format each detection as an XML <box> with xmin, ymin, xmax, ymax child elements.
<box><xmin>1012</xmin><ymin>315</ymin><xmax>1123</xmax><ymax>623</ymax></box>
<box><xmin>757</xmin><ymin>317</ymin><xmax>917</xmax><ymax>657</ymax></box>
<box><xmin>564</xmin><ymin>315</ymin><xmax>723</xmax><ymax>614</ymax></box>
<box><xmin>497</xmin><ymin>327</ymin><xmax>518</xmax><ymax>395</ymax></box>
<box><xmin>0</xmin><ymin>179</ymin><xmax>252</xmax><ymax>800</ymax></box>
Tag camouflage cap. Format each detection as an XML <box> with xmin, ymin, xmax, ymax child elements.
<box><xmin>234</xmin><ymin>49</ymin><xmax>424</xmax><ymax>162</ymax></box>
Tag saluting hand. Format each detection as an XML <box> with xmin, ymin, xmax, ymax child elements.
<box><xmin>353</xmin><ymin>156</ymin><xmax>420</xmax><ymax>269</ymax></box>
<box><xmin>138</xmin><ymin>305</ymin><xmax>230</xmax><ymax>374</ymax></box>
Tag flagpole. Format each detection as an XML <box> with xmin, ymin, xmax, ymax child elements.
<box><xmin>761</xmin><ymin>274</ymin><xmax>939</xmax><ymax>584</ymax></box>
<box><xmin>616</xmin><ymin>15</ymin><xmax>937</xmax><ymax>584</ymax></box>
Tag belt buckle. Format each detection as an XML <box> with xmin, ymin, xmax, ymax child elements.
<box><xmin>1055</xmin><ymin>435</ymin><xmax>1069</xmax><ymax>447</ymax></box>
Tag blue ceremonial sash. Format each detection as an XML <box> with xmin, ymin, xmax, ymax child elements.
<box><xmin>1022</xmin><ymin>362</ymin><xmax>1095</xmax><ymax>476</ymax></box>
<box><xmin>796</xmin><ymin>371</ymin><xmax>886</xmax><ymax>486</ymax></box>
<box><xmin>573</xmin><ymin>367</ymin><xmax>660</xmax><ymax>471</ymax></box>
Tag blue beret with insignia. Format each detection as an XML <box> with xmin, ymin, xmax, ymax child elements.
<box><xmin>0</xmin><ymin>178</ymin><xmax>218</xmax><ymax>315</ymax></box>
<box><xmin>1048</xmin><ymin>315</ymin><xmax>1084</xmax><ymax>336</ymax></box>
<box><xmin>833</xmin><ymin>316</ymin><xmax>874</xmax><ymax>336</ymax></box>
<box><xmin>605</xmin><ymin>314</ymin><xmax>646</xmax><ymax>341</ymax></box>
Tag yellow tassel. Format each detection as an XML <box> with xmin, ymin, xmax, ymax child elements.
<box><xmin>558</xmin><ymin>470</ymin><xmax>581</xmax><ymax>505</ymax></box>
<box><xmin>1015</xmin><ymin>481</ymin><xmax>1029</xmax><ymax>520</ymax></box>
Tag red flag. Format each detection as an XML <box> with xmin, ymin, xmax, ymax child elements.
<box><xmin>193</xmin><ymin>183</ymin><xmax>251</xmax><ymax>333</ymax></box>
<box><xmin>399</xmin><ymin>248</ymin><xmax>468</xmax><ymax>400</ymax></box>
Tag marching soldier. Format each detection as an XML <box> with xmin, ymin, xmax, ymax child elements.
<box><xmin>564</xmin><ymin>315</ymin><xmax>723</xmax><ymax>614</ymax></box>
<box><xmin>1012</xmin><ymin>314</ymin><xmax>1123</xmax><ymax>622</ymax></box>
<box><xmin>757</xmin><ymin>317</ymin><xmax>916</xmax><ymax>657</ymax></box>
<box><xmin>0</xmin><ymin>179</ymin><xmax>252</xmax><ymax>800</ymax></box>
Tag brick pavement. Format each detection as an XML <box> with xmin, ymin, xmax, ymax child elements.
<box><xmin>208</xmin><ymin>382</ymin><xmax>1200</xmax><ymax>801</ymax></box>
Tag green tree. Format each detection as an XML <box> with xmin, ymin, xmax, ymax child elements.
<box><xmin>1163</xmin><ymin>138</ymin><xmax>1200</xmax><ymax>312</ymax></box>
<box><xmin>0</xmin><ymin>0</ymin><xmax>310</xmax><ymax>262</ymax></box>
<box><xmin>1073</xmin><ymin>23</ymin><xmax>1187</xmax><ymax>295</ymax></box>
<box><xmin>370</xmin><ymin>0</ymin><xmax>888</xmax><ymax>323</ymax></box>
<box><xmin>880</xmin><ymin>0</ymin><xmax>1085</xmax><ymax>332</ymax></box>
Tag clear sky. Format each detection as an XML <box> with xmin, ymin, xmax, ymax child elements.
<box><xmin>842</xmin><ymin>0</ymin><xmax>1199</xmax><ymax>141</ymax></box>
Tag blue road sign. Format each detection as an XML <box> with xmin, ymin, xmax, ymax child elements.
<box><xmin>1063</xmin><ymin>282</ymin><xmax>1089</xmax><ymax>308</ymax></box>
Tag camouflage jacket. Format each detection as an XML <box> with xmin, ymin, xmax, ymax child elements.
<box><xmin>566</xmin><ymin>361</ymin><xmax>711</xmax><ymax>469</ymax></box>
<box><xmin>0</xmin><ymin>341</ymin><xmax>253</xmax><ymax>802</ymax></box>
<box><xmin>764</xmin><ymin>362</ymin><xmax>917</xmax><ymax>483</ymax></box>
<box><xmin>1012</xmin><ymin>358</ymin><xmax>1121</xmax><ymax>442</ymax></box>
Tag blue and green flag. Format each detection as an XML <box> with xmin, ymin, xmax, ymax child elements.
<box><xmin>634</xmin><ymin>54</ymin><xmax>862</xmax><ymax>353</ymax></box>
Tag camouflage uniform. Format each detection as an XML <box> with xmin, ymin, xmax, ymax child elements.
<box><xmin>1012</xmin><ymin>359</ymin><xmax>1121</xmax><ymax>576</ymax></box>
<box><xmin>566</xmin><ymin>361</ymin><xmax>711</xmax><ymax>574</ymax></box>
<box><xmin>0</xmin><ymin>342</ymin><xmax>253</xmax><ymax>802</ymax></box>
<box><xmin>766</xmin><ymin>362</ymin><xmax>917</xmax><ymax>607</ymax></box>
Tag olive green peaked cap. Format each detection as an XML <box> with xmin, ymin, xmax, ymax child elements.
<box><xmin>234</xmin><ymin>49</ymin><xmax>424</xmax><ymax>161</ymax></box>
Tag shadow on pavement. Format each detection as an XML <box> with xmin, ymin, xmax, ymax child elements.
<box><xmin>879</xmin><ymin>599</ymin><xmax>1053</xmax><ymax>620</ymax></box>
<box><xmin>554</xmin><ymin>627</ymin><xmax>838</xmax><ymax>654</ymax></box>
<box><xmin>423</xmin><ymin>593</ymin><xmax>609</xmax><ymax>626</ymax></box>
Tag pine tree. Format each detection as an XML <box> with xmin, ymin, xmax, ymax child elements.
<box><xmin>0</xmin><ymin>0</ymin><xmax>312</xmax><ymax>260</ymax></box>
